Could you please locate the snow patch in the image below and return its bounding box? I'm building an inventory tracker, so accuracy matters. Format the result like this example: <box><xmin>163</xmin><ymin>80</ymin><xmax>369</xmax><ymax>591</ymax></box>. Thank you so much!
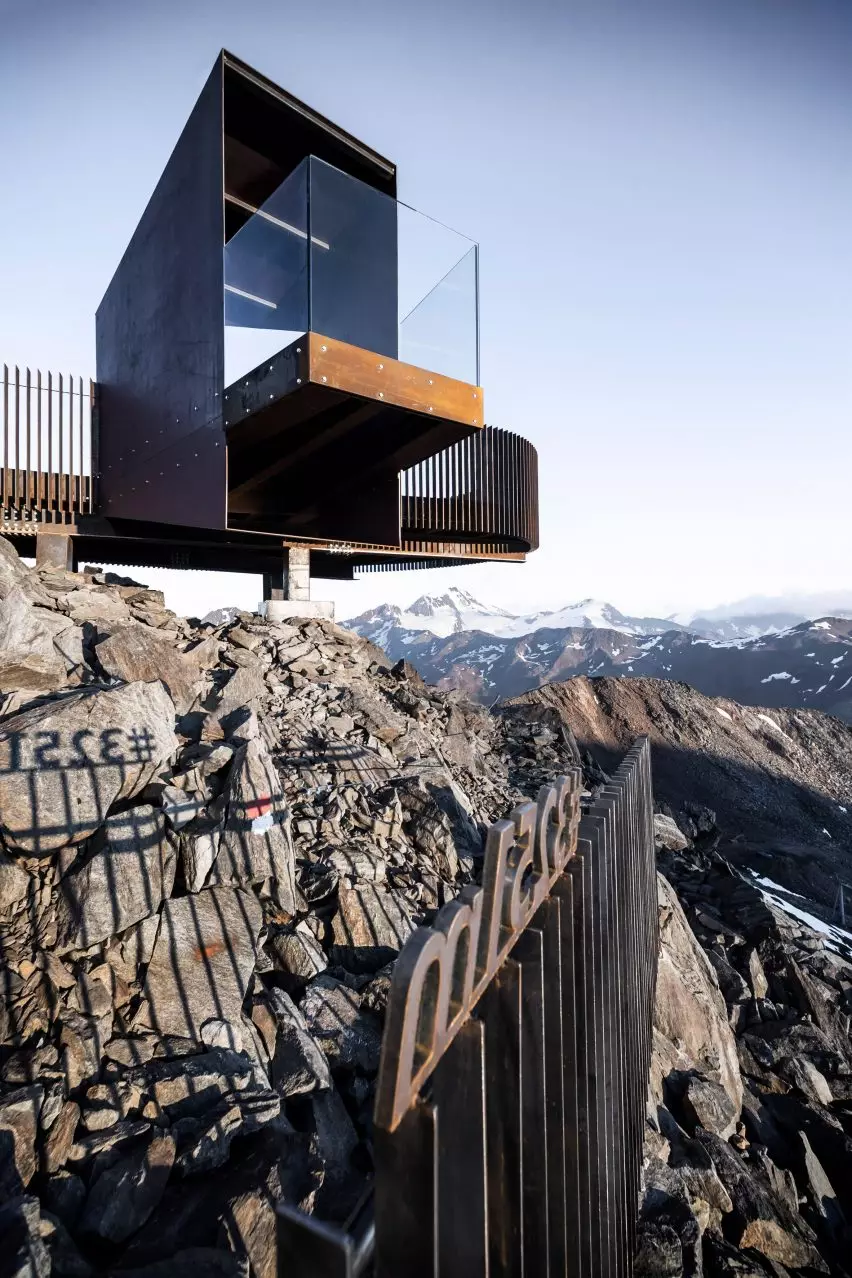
<box><xmin>750</xmin><ymin>873</ymin><xmax>852</xmax><ymax>957</ymax></box>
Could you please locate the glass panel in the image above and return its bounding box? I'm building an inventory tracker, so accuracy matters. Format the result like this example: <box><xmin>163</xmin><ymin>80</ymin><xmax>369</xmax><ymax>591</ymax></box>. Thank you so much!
<box><xmin>399</xmin><ymin>242</ymin><xmax>478</xmax><ymax>385</ymax></box>
<box><xmin>308</xmin><ymin>157</ymin><xmax>399</xmax><ymax>359</ymax></box>
<box><xmin>224</xmin><ymin>155</ymin><xmax>480</xmax><ymax>387</ymax></box>
<box><xmin>308</xmin><ymin>157</ymin><xmax>478</xmax><ymax>381</ymax></box>
<box><xmin>224</xmin><ymin>159</ymin><xmax>309</xmax><ymax>384</ymax></box>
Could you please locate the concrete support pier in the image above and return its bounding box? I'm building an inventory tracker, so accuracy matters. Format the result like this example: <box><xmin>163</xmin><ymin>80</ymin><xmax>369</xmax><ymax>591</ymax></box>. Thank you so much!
<box><xmin>35</xmin><ymin>531</ymin><xmax>74</xmax><ymax>572</ymax></box>
<box><xmin>260</xmin><ymin>545</ymin><xmax>335</xmax><ymax>622</ymax></box>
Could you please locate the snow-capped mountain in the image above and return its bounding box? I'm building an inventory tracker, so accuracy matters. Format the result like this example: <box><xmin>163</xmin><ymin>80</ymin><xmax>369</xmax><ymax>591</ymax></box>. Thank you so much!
<box><xmin>344</xmin><ymin>603</ymin><xmax>852</xmax><ymax>721</ymax></box>
<box><xmin>345</xmin><ymin>589</ymin><xmax>690</xmax><ymax>647</ymax></box>
<box><xmin>684</xmin><ymin>611</ymin><xmax>809</xmax><ymax>642</ymax></box>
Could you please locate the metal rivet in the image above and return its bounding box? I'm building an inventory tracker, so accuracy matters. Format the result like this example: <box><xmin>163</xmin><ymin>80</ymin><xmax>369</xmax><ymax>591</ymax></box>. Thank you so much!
<box><xmin>296</xmin><ymin>347</ymin><xmax>301</xmax><ymax>353</ymax></box>
<box><xmin>378</xmin><ymin>392</ymin><xmax>384</xmax><ymax>399</ymax></box>
<box><xmin>322</xmin><ymin>376</ymin><xmax>327</xmax><ymax>383</ymax></box>
<box><xmin>378</xmin><ymin>363</ymin><xmax>384</xmax><ymax>371</ymax></box>
<box><xmin>321</xmin><ymin>345</ymin><xmax>327</xmax><ymax>352</ymax></box>
<box><xmin>296</xmin><ymin>378</ymin><xmax>302</xmax><ymax>384</ymax></box>
<box><xmin>269</xmin><ymin>394</ymin><xmax>274</xmax><ymax>399</ymax></box>
<box><xmin>269</xmin><ymin>365</ymin><xmax>274</xmax><ymax>371</ymax></box>
<box><xmin>428</xmin><ymin>406</ymin><xmax>433</xmax><ymax>412</ymax></box>
<box><xmin>428</xmin><ymin>379</ymin><xmax>433</xmax><ymax>385</ymax></box>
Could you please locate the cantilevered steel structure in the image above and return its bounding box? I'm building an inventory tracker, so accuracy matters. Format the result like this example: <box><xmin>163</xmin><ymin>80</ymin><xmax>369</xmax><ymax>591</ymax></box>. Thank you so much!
<box><xmin>1</xmin><ymin>51</ymin><xmax>538</xmax><ymax>597</ymax></box>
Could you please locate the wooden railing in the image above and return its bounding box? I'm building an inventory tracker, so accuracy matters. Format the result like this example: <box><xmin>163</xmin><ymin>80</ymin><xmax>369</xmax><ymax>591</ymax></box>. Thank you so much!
<box><xmin>279</xmin><ymin>737</ymin><xmax>658</xmax><ymax>1277</ymax></box>
<box><xmin>1</xmin><ymin>365</ymin><xmax>95</xmax><ymax>523</ymax></box>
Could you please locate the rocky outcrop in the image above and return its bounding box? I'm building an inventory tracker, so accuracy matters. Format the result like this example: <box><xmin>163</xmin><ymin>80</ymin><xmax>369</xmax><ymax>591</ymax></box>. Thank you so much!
<box><xmin>0</xmin><ymin>541</ymin><xmax>849</xmax><ymax>1276</ymax></box>
<box><xmin>0</xmin><ymin>544</ymin><xmax>528</xmax><ymax>1274</ymax></box>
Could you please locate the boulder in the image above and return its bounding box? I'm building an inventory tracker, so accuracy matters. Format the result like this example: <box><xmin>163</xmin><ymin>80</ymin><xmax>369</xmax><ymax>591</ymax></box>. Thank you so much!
<box><xmin>142</xmin><ymin>887</ymin><xmax>262</xmax><ymax>1041</ymax></box>
<box><xmin>654</xmin><ymin>874</ymin><xmax>742</xmax><ymax>1117</ymax></box>
<box><xmin>0</xmin><ymin>849</ymin><xmax>32</xmax><ymax>911</ymax></box>
<box><xmin>254</xmin><ymin>988</ymin><xmax>332</xmax><ymax>1097</ymax></box>
<box><xmin>331</xmin><ymin>881</ymin><xmax>414</xmax><ymax>970</ymax></box>
<box><xmin>266</xmin><ymin>924</ymin><xmax>328</xmax><ymax>985</ymax></box>
<box><xmin>96</xmin><ymin>624</ymin><xmax>205</xmax><ymax>715</ymax></box>
<box><xmin>79</xmin><ymin>1131</ymin><xmax>175</xmax><ymax>1244</ymax></box>
<box><xmin>175</xmin><ymin>1090</ymin><xmax>281</xmax><ymax>1176</ymax></box>
<box><xmin>65</xmin><ymin>588</ymin><xmax>132</xmax><ymax>626</ymax></box>
<box><xmin>220</xmin><ymin>1188</ymin><xmax>278</xmax><ymax>1278</ymax></box>
<box><xmin>0</xmin><ymin>537</ymin><xmax>42</xmax><ymax>598</ymax></box>
<box><xmin>44</xmin><ymin>1102</ymin><xmax>81</xmax><ymax>1174</ymax></box>
<box><xmin>0</xmin><ymin>588</ymin><xmax>71</xmax><ymax>690</ymax></box>
<box><xmin>182</xmin><ymin>823</ymin><xmax>220</xmax><ymax>893</ymax></box>
<box><xmin>654</xmin><ymin>813</ymin><xmax>689</xmax><ymax>852</ymax></box>
<box><xmin>53</xmin><ymin>806</ymin><xmax>176</xmax><ymax>952</ymax></box>
<box><xmin>300</xmin><ymin>976</ymin><xmax>382</xmax><ymax>1072</ymax></box>
<box><xmin>800</xmin><ymin>1132</ymin><xmax>845</xmax><ymax>1240</ymax></box>
<box><xmin>0</xmin><ymin>681</ymin><xmax>177</xmax><ymax>855</ymax></box>
<box><xmin>208</xmin><ymin>737</ymin><xmax>297</xmax><ymax>913</ymax></box>
<box><xmin>0</xmin><ymin>1085</ymin><xmax>43</xmax><ymax>1195</ymax></box>
<box><xmin>59</xmin><ymin>1011</ymin><xmax>110</xmax><ymax>1092</ymax></box>
<box><xmin>0</xmin><ymin>1195</ymin><xmax>50</xmax><ymax>1278</ymax></box>
<box><xmin>776</xmin><ymin>1055</ymin><xmax>833</xmax><ymax>1107</ymax></box>
<box><xmin>694</xmin><ymin>1128</ymin><xmax>825</xmax><ymax>1271</ymax></box>
<box><xmin>122</xmin><ymin>1050</ymin><xmax>255</xmax><ymax>1121</ymax></box>
<box><xmin>747</xmin><ymin>948</ymin><xmax>769</xmax><ymax>1000</ymax></box>
<box><xmin>680</xmin><ymin>1073</ymin><xmax>739</xmax><ymax>1139</ymax></box>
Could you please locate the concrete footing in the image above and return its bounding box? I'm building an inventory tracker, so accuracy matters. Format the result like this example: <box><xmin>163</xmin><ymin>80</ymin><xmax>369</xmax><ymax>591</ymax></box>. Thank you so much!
<box><xmin>35</xmin><ymin>532</ymin><xmax>74</xmax><ymax>572</ymax></box>
<box><xmin>259</xmin><ymin>599</ymin><xmax>335</xmax><ymax>623</ymax></box>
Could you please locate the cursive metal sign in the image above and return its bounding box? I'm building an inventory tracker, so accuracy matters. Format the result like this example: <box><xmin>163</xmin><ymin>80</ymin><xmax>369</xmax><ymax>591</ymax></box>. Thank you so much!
<box><xmin>374</xmin><ymin>769</ymin><xmax>583</xmax><ymax>1132</ymax></box>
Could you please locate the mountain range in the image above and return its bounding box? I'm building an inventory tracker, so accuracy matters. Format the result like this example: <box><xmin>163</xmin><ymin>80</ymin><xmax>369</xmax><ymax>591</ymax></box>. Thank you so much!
<box><xmin>343</xmin><ymin>587</ymin><xmax>852</xmax><ymax>720</ymax></box>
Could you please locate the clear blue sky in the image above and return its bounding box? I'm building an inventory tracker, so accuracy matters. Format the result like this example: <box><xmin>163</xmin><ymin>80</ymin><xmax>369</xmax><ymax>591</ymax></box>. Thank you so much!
<box><xmin>1</xmin><ymin>0</ymin><xmax>850</xmax><ymax>619</ymax></box>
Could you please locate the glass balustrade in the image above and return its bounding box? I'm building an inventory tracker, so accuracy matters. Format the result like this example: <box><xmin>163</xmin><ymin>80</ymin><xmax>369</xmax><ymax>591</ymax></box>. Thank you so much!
<box><xmin>224</xmin><ymin>156</ymin><xmax>479</xmax><ymax>388</ymax></box>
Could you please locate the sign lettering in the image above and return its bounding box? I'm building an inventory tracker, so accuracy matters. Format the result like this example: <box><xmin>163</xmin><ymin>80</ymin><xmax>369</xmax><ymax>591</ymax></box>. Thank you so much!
<box><xmin>374</xmin><ymin>770</ymin><xmax>582</xmax><ymax>1132</ymax></box>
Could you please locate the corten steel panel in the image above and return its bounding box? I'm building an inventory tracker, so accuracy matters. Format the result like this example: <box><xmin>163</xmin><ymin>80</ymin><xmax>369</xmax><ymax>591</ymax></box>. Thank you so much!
<box><xmin>514</xmin><ymin>925</ymin><xmax>550</xmax><ymax>1277</ymax></box>
<box><xmin>96</xmin><ymin>57</ymin><xmax>226</xmax><ymax>530</ymax></box>
<box><xmin>432</xmin><ymin>1019</ymin><xmax>489</xmax><ymax>1276</ymax></box>
<box><xmin>224</xmin><ymin>332</ymin><xmax>482</xmax><ymax>542</ymax></box>
<box><xmin>400</xmin><ymin>427</ymin><xmax>539</xmax><ymax>553</ymax></box>
<box><xmin>374</xmin><ymin>1101</ymin><xmax>437</xmax><ymax>1278</ymax></box>
<box><xmin>480</xmin><ymin>960</ymin><xmax>523</xmax><ymax>1277</ymax></box>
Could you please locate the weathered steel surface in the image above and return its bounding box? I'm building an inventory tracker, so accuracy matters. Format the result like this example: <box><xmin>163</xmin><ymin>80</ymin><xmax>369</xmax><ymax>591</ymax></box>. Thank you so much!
<box><xmin>281</xmin><ymin>738</ymin><xmax>657</xmax><ymax>1277</ymax></box>
<box><xmin>401</xmin><ymin>425</ymin><xmax>539</xmax><ymax>553</ymax></box>
<box><xmin>0</xmin><ymin>365</ymin><xmax>93</xmax><ymax>523</ymax></box>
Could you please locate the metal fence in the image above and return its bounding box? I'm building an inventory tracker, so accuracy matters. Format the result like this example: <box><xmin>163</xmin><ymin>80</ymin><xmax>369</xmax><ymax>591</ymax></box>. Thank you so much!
<box><xmin>401</xmin><ymin>426</ymin><xmax>540</xmax><ymax>553</ymax></box>
<box><xmin>279</xmin><ymin>736</ymin><xmax>658</xmax><ymax>1277</ymax></box>
<box><xmin>0</xmin><ymin>365</ymin><xmax>95</xmax><ymax>523</ymax></box>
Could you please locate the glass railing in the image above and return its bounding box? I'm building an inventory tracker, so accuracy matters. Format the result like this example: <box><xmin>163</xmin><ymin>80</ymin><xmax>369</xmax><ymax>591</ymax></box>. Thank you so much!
<box><xmin>224</xmin><ymin>156</ymin><xmax>479</xmax><ymax>388</ymax></box>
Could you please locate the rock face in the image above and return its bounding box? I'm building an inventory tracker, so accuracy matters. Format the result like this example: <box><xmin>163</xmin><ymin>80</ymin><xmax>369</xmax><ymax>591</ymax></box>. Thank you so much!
<box><xmin>142</xmin><ymin>887</ymin><xmax>262</xmax><ymax>1041</ymax></box>
<box><xmin>654</xmin><ymin>874</ymin><xmax>742</xmax><ymax>1119</ymax></box>
<box><xmin>0</xmin><ymin>680</ymin><xmax>177</xmax><ymax>854</ymax></box>
<box><xmin>0</xmin><ymin>540</ymin><xmax>849</xmax><ymax>1276</ymax></box>
<box><xmin>53</xmin><ymin>806</ymin><xmax>176</xmax><ymax>951</ymax></box>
